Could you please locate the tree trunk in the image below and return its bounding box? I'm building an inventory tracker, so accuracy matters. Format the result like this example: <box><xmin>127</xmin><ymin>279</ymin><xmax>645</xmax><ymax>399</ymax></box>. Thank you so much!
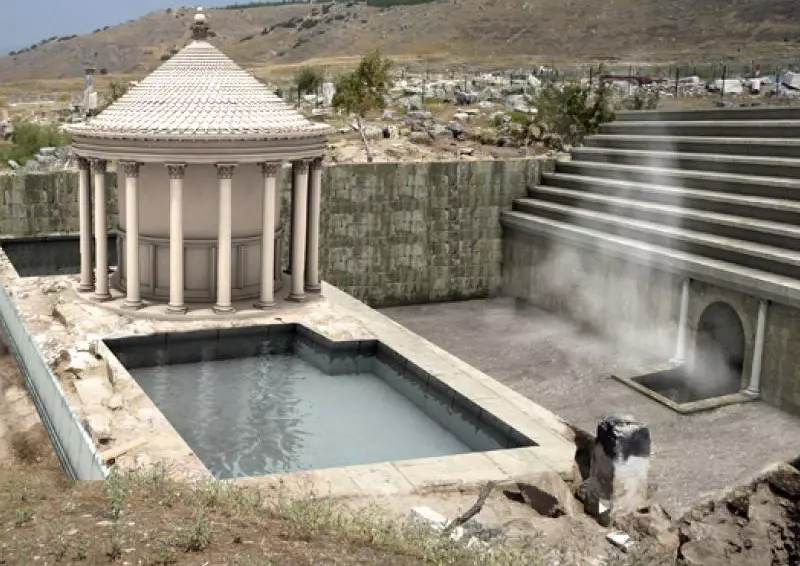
<box><xmin>356</xmin><ymin>115</ymin><xmax>374</xmax><ymax>163</ymax></box>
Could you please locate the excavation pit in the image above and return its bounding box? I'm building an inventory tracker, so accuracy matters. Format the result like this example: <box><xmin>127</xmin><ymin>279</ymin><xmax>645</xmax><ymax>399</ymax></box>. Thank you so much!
<box><xmin>104</xmin><ymin>324</ymin><xmax>535</xmax><ymax>479</ymax></box>
<box><xmin>614</xmin><ymin>364</ymin><xmax>754</xmax><ymax>414</ymax></box>
<box><xmin>1</xmin><ymin>235</ymin><xmax>116</xmax><ymax>278</ymax></box>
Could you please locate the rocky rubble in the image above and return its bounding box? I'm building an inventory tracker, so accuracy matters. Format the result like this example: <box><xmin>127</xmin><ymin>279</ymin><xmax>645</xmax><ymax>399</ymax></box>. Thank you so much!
<box><xmin>676</xmin><ymin>461</ymin><xmax>800</xmax><ymax>565</ymax></box>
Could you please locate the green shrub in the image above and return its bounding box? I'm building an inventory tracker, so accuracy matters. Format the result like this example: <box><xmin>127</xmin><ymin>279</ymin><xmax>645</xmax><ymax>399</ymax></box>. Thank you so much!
<box><xmin>505</xmin><ymin>82</ymin><xmax>615</xmax><ymax>150</ymax></box>
<box><xmin>534</xmin><ymin>81</ymin><xmax>615</xmax><ymax>146</ymax></box>
<box><xmin>619</xmin><ymin>89</ymin><xmax>660</xmax><ymax>111</ymax></box>
<box><xmin>0</xmin><ymin>121</ymin><xmax>71</xmax><ymax>166</ymax></box>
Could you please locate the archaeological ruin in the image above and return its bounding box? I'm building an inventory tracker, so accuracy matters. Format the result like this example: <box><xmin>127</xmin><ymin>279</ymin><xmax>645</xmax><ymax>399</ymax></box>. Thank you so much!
<box><xmin>4</xmin><ymin>6</ymin><xmax>800</xmax><ymax>564</ymax></box>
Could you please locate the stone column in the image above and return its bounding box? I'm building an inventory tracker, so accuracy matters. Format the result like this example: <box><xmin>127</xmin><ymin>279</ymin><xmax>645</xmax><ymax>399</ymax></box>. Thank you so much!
<box><xmin>120</xmin><ymin>161</ymin><xmax>142</xmax><ymax>309</ymax></box>
<box><xmin>256</xmin><ymin>162</ymin><xmax>280</xmax><ymax>308</ymax></box>
<box><xmin>286</xmin><ymin>161</ymin><xmax>298</xmax><ymax>275</ymax></box>
<box><xmin>305</xmin><ymin>157</ymin><xmax>323</xmax><ymax>293</ymax></box>
<box><xmin>90</xmin><ymin>158</ymin><xmax>111</xmax><ymax>301</ymax></box>
<box><xmin>214</xmin><ymin>164</ymin><xmax>236</xmax><ymax>313</ymax></box>
<box><xmin>77</xmin><ymin>157</ymin><xmax>93</xmax><ymax>292</ymax></box>
<box><xmin>745</xmin><ymin>299</ymin><xmax>769</xmax><ymax>398</ymax></box>
<box><xmin>166</xmin><ymin>164</ymin><xmax>188</xmax><ymax>314</ymax></box>
<box><xmin>584</xmin><ymin>415</ymin><xmax>651</xmax><ymax>524</ymax></box>
<box><xmin>671</xmin><ymin>278</ymin><xmax>691</xmax><ymax>363</ymax></box>
<box><xmin>288</xmin><ymin>160</ymin><xmax>310</xmax><ymax>302</ymax></box>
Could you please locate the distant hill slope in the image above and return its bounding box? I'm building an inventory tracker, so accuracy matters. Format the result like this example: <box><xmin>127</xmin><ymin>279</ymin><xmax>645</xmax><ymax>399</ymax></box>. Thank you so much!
<box><xmin>2</xmin><ymin>0</ymin><xmax>800</xmax><ymax>83</ymax></box>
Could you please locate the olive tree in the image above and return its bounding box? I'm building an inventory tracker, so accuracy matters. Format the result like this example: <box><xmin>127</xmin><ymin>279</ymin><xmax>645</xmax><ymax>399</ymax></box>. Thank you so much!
<box><xmin>331</xmin><ymin>51</ymin><xmax>393</xmax><ymax>162</ymax></box>
<box><xmin>294</xmin><ymin>65</ymin><xmax>324</xmax><ymax>103</ymax></box>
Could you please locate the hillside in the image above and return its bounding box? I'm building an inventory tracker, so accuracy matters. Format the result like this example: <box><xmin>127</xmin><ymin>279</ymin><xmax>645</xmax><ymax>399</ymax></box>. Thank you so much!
<box><xmin>1</xmin><ymin>0</ymin><xmax>800</xmax><ymax>83</ymax></box>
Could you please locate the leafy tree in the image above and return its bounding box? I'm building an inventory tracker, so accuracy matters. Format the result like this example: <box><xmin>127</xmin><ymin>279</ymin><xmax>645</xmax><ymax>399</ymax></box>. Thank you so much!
<box><xmin>294</xmin><ymin>66</ymin><xmax>323</xmax><ymax>98</ymax></box>
<box><xmin>331</xmin><ymin>51</ymin><xmax>393</xmax><ymax>162</ymax></box>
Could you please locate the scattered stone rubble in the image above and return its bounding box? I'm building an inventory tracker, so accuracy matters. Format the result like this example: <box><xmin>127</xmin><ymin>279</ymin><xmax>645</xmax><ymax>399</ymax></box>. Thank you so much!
<box><xmin>14</xmin><ymin>145</ymin><xmax>74</xmax><ymax>172</ymax></box>
<box><xmin>676</xmin><ymin>460</ymin><xmax>800</xmax><ymax>566</ymax></box>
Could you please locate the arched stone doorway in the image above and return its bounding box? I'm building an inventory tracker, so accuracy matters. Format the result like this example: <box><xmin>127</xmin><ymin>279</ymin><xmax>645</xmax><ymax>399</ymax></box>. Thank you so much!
<box><xmin>691</xmin><ymin>302</ymin><xmax>745</xmax><ymax>397</ymax></box>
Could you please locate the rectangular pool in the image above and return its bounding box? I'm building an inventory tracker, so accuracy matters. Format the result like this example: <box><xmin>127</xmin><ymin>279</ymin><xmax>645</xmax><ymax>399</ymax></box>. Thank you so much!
<box><xmin>105</xmin><ymin>325</ymin><xmax>534</xmax><ymax>479</ymax></box>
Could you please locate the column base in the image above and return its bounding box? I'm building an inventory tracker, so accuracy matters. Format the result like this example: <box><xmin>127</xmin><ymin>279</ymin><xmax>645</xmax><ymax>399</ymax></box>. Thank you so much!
<box><xmin>254</xmin><ymin>300</ymin><xmax>276</xmax><ymax>310</ymax></box>
<box><xmin>213</xmin><ymin>304</ymin><xmax>236</xmax><ymax>314</ymax></box>
<box><xmin>304</xmin><ymin>284</ymin><xmax>322</xmax><ymax>294</ymax></box>
<box><xmin>78</xmin><ymin>283</ymin><xmax>94</xmax><ymax>293</ymax></box>
<box><xmin>286</xmin><ymin>293</ymin><xmax>306</xmax><ymax>303</ymax></box>
<box><xmin>742</xmin><ymin>388</ymin><xmax>761</xmax><ymax>399</ymax></box>
<box><xmin>166</xmin><ymin>304</ymin><xmax>188</xmax><ymax>315</ymax></box>
<box><xmin>121</xmin><ymin>299</ymin><xmax>144</xmax><ymax>310</ymax></box>
<box><xmin>93</xmin><ymin>293</ymin><xmax>113</xmax><ymax>302</ymax></box>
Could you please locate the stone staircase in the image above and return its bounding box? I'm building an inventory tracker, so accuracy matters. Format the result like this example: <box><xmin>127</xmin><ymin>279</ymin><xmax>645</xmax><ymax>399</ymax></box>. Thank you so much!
<box><xmin>500</xmin><ymin>106</ymin><xmax>800</xmax><ymax>307</ymax></box>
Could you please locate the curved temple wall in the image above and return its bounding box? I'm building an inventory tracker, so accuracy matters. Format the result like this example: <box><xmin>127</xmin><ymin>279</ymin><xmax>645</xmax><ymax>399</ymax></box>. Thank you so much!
<box><xmin>115</xmin><ymin>163</ymin><xmax>284</xmax><ymax>302</ymax></box>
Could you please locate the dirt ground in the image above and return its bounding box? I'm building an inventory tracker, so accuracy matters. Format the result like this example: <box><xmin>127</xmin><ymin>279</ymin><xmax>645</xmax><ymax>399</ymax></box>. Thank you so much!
<box><xmin>0</xmin><ymin>351</ymin><xmax>60</xmax><ymax>470</ymax></box>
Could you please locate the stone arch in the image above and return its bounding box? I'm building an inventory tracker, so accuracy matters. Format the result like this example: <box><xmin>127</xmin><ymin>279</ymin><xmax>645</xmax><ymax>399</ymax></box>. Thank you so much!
<box><xmin>691</xmin><ymin>301</ymin><xmax>746</xmax><ymax>397</ymax></box>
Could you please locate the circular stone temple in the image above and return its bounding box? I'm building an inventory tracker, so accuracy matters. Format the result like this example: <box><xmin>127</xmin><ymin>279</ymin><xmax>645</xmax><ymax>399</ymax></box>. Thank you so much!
<box><xmin>66</xmin><ymin>8</ymin><xmax>330</xmax><ymax>314</ymax></box>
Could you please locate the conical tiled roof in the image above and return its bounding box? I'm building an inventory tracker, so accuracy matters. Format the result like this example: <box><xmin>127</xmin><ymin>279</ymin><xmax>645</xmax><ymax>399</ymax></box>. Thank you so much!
<box><xmin>69</xmin><ymin>40</ymin><xmax>329</xmax><ymax>142</ymax></box>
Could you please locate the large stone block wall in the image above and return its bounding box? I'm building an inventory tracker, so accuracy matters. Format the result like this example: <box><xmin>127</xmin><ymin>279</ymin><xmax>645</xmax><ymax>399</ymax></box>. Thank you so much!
<box><xmin>0</xmin><ymin>171</ymin><xmax>118</xmax><ymax>235</ymax></box>
<box><xmin>0</xmin><ymin>158</ymin><xmax>538</xmax><ymax>307</ymax></box>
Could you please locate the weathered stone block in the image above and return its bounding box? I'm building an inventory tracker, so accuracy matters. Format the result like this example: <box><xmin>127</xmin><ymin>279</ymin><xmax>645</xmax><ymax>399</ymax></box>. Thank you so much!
<box><xmin>585</xmin><ymin>414</ymin><xmax>651</xmax><ymax>521</ymax></box>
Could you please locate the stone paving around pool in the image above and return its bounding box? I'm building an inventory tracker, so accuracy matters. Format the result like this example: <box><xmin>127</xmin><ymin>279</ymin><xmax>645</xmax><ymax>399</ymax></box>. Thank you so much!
<box><xmin>0</xmin><ymin>249</ymin><xmax>576</xmax><ymax>497</ymax></box>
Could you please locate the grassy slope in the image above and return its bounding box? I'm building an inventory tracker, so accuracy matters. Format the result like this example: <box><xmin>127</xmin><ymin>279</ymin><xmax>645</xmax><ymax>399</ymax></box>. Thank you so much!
<box><xmin>1</xmin><ymin>0</ymin><xmax>800</xmax><ymax>84</ymax></box>
<box><xmin>0</xmin><ymin>466</ymin><xmax>548</xmax><ymax>566</ymax></box>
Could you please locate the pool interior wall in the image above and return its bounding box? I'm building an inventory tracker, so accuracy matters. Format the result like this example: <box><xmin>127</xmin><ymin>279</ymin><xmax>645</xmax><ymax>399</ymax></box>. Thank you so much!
<box><xmin>104</xmin><ymin>324</ymin><xmax>536</xmax><ymax>479</ymax></box>
<box><xmin>1</xmin><ymin>235</ymin><xmax>117</xmax><ymax>277</ymax></box>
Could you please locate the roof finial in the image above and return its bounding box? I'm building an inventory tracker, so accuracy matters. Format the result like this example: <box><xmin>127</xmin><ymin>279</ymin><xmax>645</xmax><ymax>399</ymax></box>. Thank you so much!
<box><xmin>191</xmin><ymin>7</ymin><xmax>209</xmax><ymax>41</ymax></box>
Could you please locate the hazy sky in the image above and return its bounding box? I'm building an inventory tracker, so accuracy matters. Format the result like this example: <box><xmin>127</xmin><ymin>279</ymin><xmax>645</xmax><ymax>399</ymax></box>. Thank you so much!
<box><xmin>0</xmin><ymin>0</ymin><xmax>284</xmax><ymax>52</ymax></box>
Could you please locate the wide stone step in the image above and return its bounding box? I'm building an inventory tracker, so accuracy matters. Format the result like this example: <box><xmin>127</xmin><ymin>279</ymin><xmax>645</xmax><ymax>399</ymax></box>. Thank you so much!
<box><xmin>500</xmin><ymin>211</ymin><xmax>800</xmax><ymax>309</ymax></box>
<box><xmin>585</xmin><ymin>135</ymin><xmax>800</xmax><ymax>159</ymax></box>
<box><xmin>519</xmin><ymin>187</ymin><xmax>800</xmax><ymax>251</ymax></box>
<box><xmin>615</xmin><ymin>107</ymin><xmax>800</xmax><ymax>122</ymax></box>
<box><xmin>510</xmin><ymin>199</ymin><xmax>800</xmax><ymax>280</ymax></box>
<box><xmin>555</xmin><ymin>160</ymin><xmax>800</xmax><ymax>201</ymax></box>
<box><xmin>601</xmin><ymin>120</ymin><xmax>800</xmax><ymax>138</ymax></box>
<box><xmin>571</xmin><ymin>147</ymin><xmax>800</xmax><ymax>179</ymax></box>
<box><xmin>540</xmin><ymin>172</ymin><xmax>800</xmax><ymax>225</ymax></box>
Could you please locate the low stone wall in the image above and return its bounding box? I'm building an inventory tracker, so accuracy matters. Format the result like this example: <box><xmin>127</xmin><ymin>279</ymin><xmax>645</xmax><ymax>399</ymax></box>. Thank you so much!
<box><xmin>0</xmin><ymin>158</ymin><xmax>539</xmax><ymax>307</ymax></box>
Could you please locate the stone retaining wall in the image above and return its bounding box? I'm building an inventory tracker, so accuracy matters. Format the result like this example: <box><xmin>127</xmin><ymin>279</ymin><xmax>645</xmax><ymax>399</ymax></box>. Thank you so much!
<box><xmin>0</xmin><ymin>159</ymin><xmax>539</xmax><ymax>307</ymax></box>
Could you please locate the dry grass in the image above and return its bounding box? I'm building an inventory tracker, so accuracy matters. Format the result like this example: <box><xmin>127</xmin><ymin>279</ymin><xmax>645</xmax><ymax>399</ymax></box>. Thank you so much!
<box><xmin>0</xmin><ymin>465</ymin><xmax>565</xmax><ymax>566</ymax></box>
<box><xmin>1</xmin><ymin>0</ymin><xmax>800</xmax><ymax>87</ymax></box>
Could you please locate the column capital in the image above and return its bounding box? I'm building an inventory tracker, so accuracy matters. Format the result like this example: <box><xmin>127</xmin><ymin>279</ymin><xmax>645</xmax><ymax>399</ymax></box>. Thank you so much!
<box><xmin>89</xmin><ymin>158</ymin><xmax>107</xmax><ymax>174</ymax></box>
<box><xmin>166</xmin><ymin>163</ymin><xmax>187</xmax><ymax>179</ymax></box>
<box><xmin>215</xmin><ymin>163</ymin><xmax>237</xmax><ymax>179</ymax></box>
<box><xmin>292</xmin><ymin>158</ymin><xmax>314</xmax><ymax>170</ymax></box>
<box><xmin>120</xmin><ymin>161</ymin><xmax>141</xmax><ymax>178</ymax></box>
<box><xmin>260</xmin><ymin>162</ymin><xmax>281</xmax><ymax>178</ymax></box>
<box><xmin>76</xmin><ymin>156</ymin><xmax>90</xmax><ymax>171</ymax></box>
<box><xmin>310</xmin><ymin>157</ymin><xmax>324</xmax><ymax>172</ymax></box>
